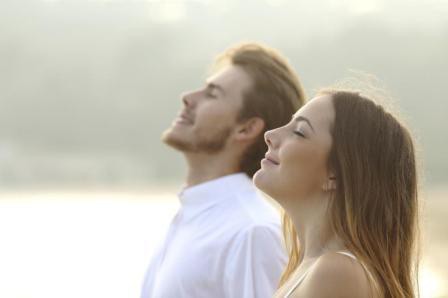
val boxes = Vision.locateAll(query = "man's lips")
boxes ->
[174,112,194,125]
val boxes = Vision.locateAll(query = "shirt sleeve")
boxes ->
[224,224,288,298]
[140,247,162,298]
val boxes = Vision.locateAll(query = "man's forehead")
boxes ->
[207,65,252,88]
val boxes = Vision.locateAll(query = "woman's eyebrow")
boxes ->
[294,116,315,132]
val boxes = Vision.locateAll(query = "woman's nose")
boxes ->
[265,126,284,149]
[264,129,275,148]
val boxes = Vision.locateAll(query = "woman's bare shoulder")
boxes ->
[290,252,371,298]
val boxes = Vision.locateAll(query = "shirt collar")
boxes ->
[178,173,253,211]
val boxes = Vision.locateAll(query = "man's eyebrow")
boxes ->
[294,116,315,132]
[206,82,226,95]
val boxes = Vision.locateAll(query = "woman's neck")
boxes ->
[287,193,346,261]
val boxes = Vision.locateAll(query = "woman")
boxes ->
[254,90,419,297]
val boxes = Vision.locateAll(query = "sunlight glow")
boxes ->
[0,192,179,298]
[148,1,187,23]
[419,265,446,298]
[0,192,445,298]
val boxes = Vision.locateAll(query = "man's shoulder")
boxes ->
[231,189,281,226]
[235,222,282,243]
[224,221,287,271]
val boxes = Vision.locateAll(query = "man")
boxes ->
[141,42,305,298]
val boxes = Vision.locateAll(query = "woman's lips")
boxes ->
[261,158,277,166]
[262,153,279,166]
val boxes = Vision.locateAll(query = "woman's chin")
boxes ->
[253,169,269,192]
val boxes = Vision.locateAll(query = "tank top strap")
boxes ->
[284,251,358,297]
[283,263,316,298]
[335,250,357,260]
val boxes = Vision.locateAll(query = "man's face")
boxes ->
[162,64,253,154]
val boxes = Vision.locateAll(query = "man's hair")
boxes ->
[213,42,306,177]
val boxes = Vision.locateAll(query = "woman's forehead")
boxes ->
[293,95,335,129]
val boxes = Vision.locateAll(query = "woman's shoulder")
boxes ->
[291,251,371,298]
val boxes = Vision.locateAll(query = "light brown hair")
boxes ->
[214,42,306,177]
[280,90,419,298]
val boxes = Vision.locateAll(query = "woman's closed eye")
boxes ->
[294,130,306,138]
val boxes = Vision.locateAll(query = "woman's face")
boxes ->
[253,95,335,206]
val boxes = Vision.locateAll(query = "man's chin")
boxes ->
[161,130,193,152]
[161,125,230,154]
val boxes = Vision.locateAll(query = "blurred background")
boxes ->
[0,0,447,297]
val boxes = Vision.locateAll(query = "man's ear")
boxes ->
[234,117,265,142]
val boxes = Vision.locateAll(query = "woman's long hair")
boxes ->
[279,90,420,298]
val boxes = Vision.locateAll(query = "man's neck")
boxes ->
[184,152,240,188]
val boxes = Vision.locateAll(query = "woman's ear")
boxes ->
[234,117,265,142]
[322,175,337,192]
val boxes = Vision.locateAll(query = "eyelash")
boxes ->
[294,131,305,138]
[206,91,217,98]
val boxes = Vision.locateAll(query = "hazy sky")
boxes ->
[1,0,447,187]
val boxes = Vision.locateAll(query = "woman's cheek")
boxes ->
[281,144,323,191]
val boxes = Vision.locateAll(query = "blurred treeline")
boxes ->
[0,0,447,189]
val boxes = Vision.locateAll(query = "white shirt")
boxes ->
[141,173,287,298]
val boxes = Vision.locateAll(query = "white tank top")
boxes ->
[283,251,357,298]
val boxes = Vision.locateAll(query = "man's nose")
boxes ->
[181,90,199,108]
